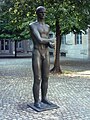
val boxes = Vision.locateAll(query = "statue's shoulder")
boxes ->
[29,22,38,31]
[29,21,37,28]
[45,24,50,28]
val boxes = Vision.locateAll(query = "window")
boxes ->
[1,40,9,50]
[75,32,82,44]
[1,40,4,50]
[17,41,22,48]
[49,33,53,38]
[5,40,9,50]
[61,35,66,44]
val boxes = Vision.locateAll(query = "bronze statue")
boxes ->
[29,6,54,109]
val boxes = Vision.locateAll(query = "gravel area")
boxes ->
[0,58,90,120]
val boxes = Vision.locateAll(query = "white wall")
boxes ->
[61,31,89,59]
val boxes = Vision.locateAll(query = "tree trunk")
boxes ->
[50,19,62,74]
[15,40,17,58]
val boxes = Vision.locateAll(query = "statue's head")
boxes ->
[36,6,46,14]
[36,6,46,19]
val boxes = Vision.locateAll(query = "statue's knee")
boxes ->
[42,76,48,83]
[34,79,41,85]
[44,75,49,80]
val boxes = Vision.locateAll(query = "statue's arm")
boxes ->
[48,42,55,48]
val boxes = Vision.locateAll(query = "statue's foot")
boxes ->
[34,102,41,108]
[41,99,52,105]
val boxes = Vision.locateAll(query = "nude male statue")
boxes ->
[29,6,54,108]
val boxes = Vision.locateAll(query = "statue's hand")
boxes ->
[48,42,55,48]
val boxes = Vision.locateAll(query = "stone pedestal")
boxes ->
[27,102,59,112]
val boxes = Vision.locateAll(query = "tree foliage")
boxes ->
[1,0,90,39]
[46,0,90,33]
[0,0,42,40]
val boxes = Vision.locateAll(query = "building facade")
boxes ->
[61,27,90,59]
[0,28,90,59]
[0,39,32,56]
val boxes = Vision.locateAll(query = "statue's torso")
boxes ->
[30,22,50,53]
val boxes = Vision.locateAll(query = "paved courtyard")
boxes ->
[0,58,90,120]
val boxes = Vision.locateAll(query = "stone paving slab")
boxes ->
[0,58,90,120]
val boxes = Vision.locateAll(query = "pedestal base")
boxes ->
[27,102,59,112]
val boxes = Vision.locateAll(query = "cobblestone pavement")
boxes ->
[0,58,90,120]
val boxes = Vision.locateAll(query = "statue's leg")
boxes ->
[32,49,41,108]
[41,51,50,104]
